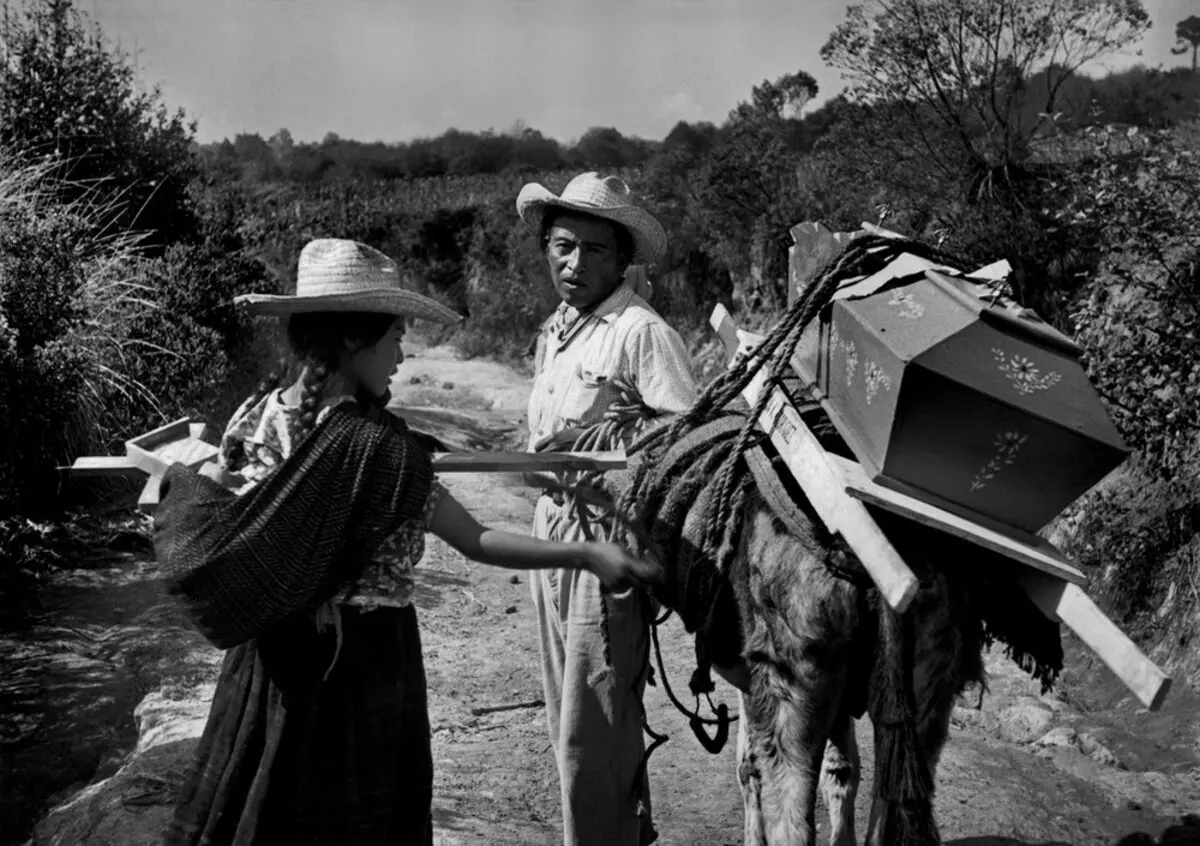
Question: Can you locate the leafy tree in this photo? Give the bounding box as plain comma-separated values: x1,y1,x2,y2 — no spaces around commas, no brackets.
661,120,719,156
820,0,1151,201
1171,15,1200,72
0,0,198,246
1061,123,1200,479
691,71,820,311
569,127,651,169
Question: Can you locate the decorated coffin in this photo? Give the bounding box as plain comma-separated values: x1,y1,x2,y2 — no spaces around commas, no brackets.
790,225,1129,534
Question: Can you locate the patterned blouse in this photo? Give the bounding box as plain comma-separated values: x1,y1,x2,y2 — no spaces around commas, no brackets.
220,389,447,611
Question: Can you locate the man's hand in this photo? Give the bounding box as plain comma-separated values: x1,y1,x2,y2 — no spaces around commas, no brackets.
603,376,655,426
533,426,587,453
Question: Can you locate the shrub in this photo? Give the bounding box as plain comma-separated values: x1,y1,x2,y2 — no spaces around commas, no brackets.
0,0,198,247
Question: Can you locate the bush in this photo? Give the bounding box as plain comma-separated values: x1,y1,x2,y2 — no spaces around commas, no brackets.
1062,123,1200,479
0,0,198,247
455,198,558,362
0,152,279,514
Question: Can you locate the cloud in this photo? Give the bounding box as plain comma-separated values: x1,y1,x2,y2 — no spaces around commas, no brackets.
658,90,706,124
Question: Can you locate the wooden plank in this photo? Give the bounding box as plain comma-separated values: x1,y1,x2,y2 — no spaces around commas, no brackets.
137,474,162,514
431,450,626,473
1016,570,1172,712
711,304,920,613
68,450,626,479
62,456,145,478
831,453,1088,586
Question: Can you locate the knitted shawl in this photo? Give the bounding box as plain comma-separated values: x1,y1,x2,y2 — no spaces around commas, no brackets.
153,401,434,649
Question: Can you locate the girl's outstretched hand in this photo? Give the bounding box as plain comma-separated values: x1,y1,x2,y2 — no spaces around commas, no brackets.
584,542,664,592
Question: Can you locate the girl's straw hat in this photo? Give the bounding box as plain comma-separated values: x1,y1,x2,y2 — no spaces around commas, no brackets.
516,172,668,266
234,238,463,326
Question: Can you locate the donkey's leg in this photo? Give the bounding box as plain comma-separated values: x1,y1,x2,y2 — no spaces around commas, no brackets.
739,664,840,846
820,712,859,846
737,690,769,846
735,504,864,846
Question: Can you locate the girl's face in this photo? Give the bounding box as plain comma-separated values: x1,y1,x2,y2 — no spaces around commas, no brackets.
345,316,405,398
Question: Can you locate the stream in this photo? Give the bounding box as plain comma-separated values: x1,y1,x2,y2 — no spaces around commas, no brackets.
0,535,220,846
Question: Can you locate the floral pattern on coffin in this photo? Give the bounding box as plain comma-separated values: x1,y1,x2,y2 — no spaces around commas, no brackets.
969,430,1028,493
992,348,1063,395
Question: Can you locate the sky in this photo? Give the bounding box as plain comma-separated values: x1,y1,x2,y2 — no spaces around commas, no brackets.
88,0,1200,146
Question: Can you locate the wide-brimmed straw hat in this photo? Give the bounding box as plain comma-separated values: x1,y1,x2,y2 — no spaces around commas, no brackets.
516,172,667,267
234,238,463,326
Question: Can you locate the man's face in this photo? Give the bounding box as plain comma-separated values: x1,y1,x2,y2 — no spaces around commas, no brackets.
545,213,624,310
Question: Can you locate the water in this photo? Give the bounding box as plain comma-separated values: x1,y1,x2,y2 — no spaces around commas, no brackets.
0,554,218,846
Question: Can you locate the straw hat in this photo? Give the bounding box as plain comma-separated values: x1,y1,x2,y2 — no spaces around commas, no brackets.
234,238,463,326
516,172,667,266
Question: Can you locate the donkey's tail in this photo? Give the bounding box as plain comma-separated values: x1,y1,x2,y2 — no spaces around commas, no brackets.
867,594,941,845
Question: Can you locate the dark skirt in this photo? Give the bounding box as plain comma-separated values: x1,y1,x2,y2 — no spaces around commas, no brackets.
165,604,433,846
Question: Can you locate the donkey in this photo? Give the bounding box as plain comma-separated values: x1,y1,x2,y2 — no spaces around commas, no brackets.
573,233,1058,845
579,411,992,846
728,492,986,846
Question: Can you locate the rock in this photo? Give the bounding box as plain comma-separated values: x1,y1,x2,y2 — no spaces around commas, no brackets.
133,684,214,756
442,382,454,390
29,684,215,846
1080,735,1125,770
504,606,518,614
1035,726,1079,750
509,575,520,585
30,738,198,846
997,700,1055,744
950,705,988,730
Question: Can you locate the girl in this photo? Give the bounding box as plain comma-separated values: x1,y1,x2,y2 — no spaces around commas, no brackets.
160,238,660,846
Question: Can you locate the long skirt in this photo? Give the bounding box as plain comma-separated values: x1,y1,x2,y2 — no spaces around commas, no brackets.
164,604,433,846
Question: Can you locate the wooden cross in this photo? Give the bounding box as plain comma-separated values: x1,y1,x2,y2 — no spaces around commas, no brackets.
63,417,626,513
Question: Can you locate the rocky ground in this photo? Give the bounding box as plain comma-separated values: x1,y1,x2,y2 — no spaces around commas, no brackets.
3,339,1199,846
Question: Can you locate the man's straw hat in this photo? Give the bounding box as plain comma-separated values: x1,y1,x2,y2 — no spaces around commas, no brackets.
516,172,667,267
234,238,463,326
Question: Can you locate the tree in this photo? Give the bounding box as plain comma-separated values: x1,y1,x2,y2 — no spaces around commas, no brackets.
692,71,821,312
820,0,1151,200
661,121,719,155
730,70,820,124
1171,15,1200,72
0,0,198,247
268,127,296,175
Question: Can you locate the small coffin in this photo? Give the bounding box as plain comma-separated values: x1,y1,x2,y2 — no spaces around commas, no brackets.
792,233,1129,534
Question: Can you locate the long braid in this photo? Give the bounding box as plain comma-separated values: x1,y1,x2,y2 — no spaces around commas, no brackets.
297,359,331,441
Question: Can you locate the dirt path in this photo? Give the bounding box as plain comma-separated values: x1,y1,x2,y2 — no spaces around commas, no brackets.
16,338,1200,846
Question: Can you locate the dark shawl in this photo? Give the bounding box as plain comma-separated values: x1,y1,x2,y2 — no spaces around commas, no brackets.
154,401,434,650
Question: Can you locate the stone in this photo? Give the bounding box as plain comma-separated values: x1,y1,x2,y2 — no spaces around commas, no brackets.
1035,726,1079,750
997,701,1055,744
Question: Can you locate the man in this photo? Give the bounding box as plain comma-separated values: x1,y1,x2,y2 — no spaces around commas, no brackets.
515,172,699,846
